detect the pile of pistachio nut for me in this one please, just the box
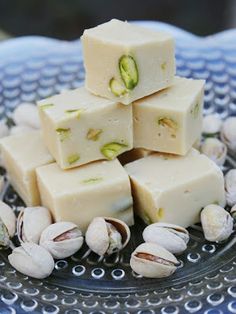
[0,105,235,279]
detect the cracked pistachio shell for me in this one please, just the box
[0,201,16,238]
[201,204,233,242]
[40,222,83,259]
[130,242,178,278]
[13,103,40,129]
[8,243,54,279]
[202,114,222,136]
[143,223,189,254]
[225,169,236,207]
[200,138,227,166]
[17,207,52,244]
[220,117,236,152]
[85,217,130,256]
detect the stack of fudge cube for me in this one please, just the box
[0,20,225,232]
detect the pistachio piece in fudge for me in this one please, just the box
[125,148,226,228]
[119,55,139,90]
[133,76,205,155]
[101,142,128,160]
[36,159,134,232]
[0,131,54,206]
[81,19,175,105]
[37,87,133,169]
[109,78,127,97]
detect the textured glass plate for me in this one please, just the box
[0,21,236,313]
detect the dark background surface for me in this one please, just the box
[0,0,235,40]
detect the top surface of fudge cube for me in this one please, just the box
[38,87,117,123]
[0,131,53,171]
[125,148,222,191]
[82,19,172,46]
[37,159,128,196]
[134,77,205,111]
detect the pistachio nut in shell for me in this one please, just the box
[201,204,233,242]
[200,137,227,166]
[0,201,16,238]
[220,117,236,152]
[40,222,83,259]
[143,223,189,254]
[225,169,236,207]
[17,206,52,244]
[130,242,179,278]
[8,243,54,279]
[202,114,222,136]
[85,217,130,256]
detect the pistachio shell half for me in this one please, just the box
[85,217,130,256]
[0,201,16,238]
[17,206,52,244]
[220,117,236,152]
[130,242,179,278]
[201,204,233,242]
[143,223,189,254]
[40,222,83,259]
[200,137,227,166]
[8,243,54,279]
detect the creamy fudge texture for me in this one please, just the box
[81,19,175,105]
[36,159,134,232]
[125,149,225,228]
[38,87,133,169]
[0,131,54,206]
[133,77,205,155]
[118,148,153,165]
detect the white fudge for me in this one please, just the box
[81,19,175,105]
[0,131,54,206]
[38,87,133,169]
[36,159,134,232]
[133,77,205,155]
[125,149,225,227]
[118,148,153,165]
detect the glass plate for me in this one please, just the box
[0,21,236,314]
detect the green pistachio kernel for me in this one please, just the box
[157,208,164,220]
[67,154,80,165]
[39,103,54,110]
[109,78,127,97]
[65,109,83,120]
[157,117,178,132]
[161,62,167,70]
[119,55,139,90]
[82,177,103,184]
[87,128,103,141]
[56,128,71,142]
[100,142,128,160]
[191,103,200,119]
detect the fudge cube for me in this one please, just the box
[133,77,205,155]
[81,19,175,105]
[0,131,54,206]
[125,149,225,227]
[36,159,134,232]
[38,87,133,169]
[118,148,153,165]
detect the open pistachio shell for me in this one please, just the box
[17,206,52,244]
[40,222,83,259]
[220,117,236,152]
[225,169,236,207]
[200,137,227,166]
[0,201,16,238]
[130,242,179,278]
[8,243,54,279]
[85,217,130,256]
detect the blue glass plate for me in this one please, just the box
[0,21,236,314]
